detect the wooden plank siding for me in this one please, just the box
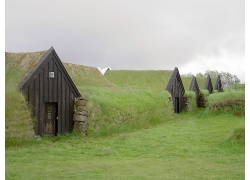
[39,70,44,135]
[166,67,185,113]
[189,76,200,106]
[57,70,62,135]
[214,75,223,92]
[204,75,213,94]
[17,47,81,136]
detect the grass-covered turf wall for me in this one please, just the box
[104,70,172,93]
[5,51,47,140]
[64,66,174,137]
[5,50,245,141]
[207,91,245,115]
[5,51,245,179]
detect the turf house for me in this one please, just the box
[214,75,223,92]
[189,76,200,106]
[166,67,185,113]
[17,47,81,136]
[204,75,213,94]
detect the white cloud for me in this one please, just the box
[179,49,245,83]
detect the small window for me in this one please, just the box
[49,72,54,78]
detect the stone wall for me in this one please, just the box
[182,96,190,111]
[198,93,207,108]
[73,97,89,135]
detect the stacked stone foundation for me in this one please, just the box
[73,97,89,135]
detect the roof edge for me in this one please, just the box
[17,47,54,90]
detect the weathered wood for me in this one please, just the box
[214,75,223,92]
[39,70,44,135]
[204,75,213,94]
[57,70,62,134]
[189,76,199,106]
[166,67,185,113]
[61,76,66,134]
[53,62,58,102]
[34,76,40,135]
[65,84,70,133]
[18,47,81,136]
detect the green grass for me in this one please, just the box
[104,70,172,93]
[208,91,245,114]
[64,66,174,137]
[195,76,217,90]
[5,51,47,139]
[183,91,197,111]
[208,91,245,103]
[5,110,244,180]
[5,51,245,179]
[76,86,173,137]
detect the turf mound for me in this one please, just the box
[5,51,48,139]
[63,62,116,88]
[104,70,173,93]
[64,67,174,136]
[207,91,245,114]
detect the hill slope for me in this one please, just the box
[5,51,48,139]
[104,70,172,93]
[64,66,173,136]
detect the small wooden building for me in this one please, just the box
[204,75,213,94]
[214,75,223,92]
[166,67,185,113]
[17,47,81,136]
[189,76,200,106]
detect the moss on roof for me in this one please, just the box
[5,50,47,139]
[63,62,116,88]
[5,50,47,88]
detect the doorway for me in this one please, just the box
[175,97,179,113]
[44,103,58,136]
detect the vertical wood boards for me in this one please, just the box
[189,76,200,106]
[18,47,81,136]
[204,75,213,94]
[166,67,185,113]
[214,75,223,92]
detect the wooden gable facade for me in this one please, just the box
[214,75,223,92]
[166,67,185,113]
[17,47,81,136]
[204,75,213,94]
[189,76,200,106]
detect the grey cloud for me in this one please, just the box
[5,0,245,81]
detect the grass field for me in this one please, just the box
[5,51,245,179]
[5,110,244,180]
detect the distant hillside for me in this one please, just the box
[63,62,116,88]
[8,49,217,139]
[181,76,217,91]
[104,70,173,93]
[104,70,217,93]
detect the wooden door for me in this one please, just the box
[175,97,179,113]
[44,103,57,136]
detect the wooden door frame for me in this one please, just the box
[44,102,58,136]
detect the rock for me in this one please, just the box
[73,97,89,135]
[74,114,88,122]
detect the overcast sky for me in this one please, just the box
[5,0,245,82]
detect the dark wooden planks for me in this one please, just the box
[166,67,185,113]
[18,47,81,136]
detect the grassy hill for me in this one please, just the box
[5,51,48,139]
[63,66,173,137]
[5,51,173,139]
[5,51,245,179]
[63,62,116,88]
[104,70,172,93]
[5,111,244,179]
[5,49,244,140]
